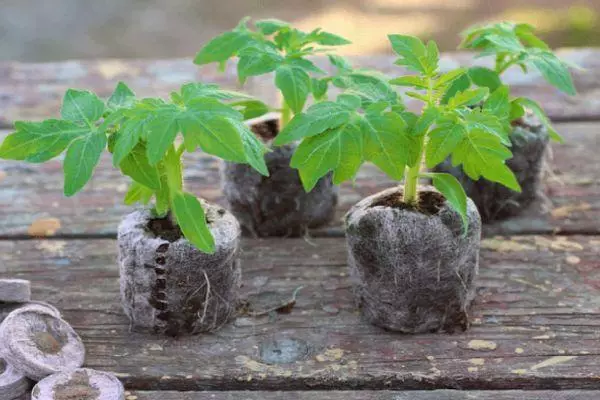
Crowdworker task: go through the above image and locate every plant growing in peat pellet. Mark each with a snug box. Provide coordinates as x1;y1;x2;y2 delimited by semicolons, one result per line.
435;21;576;221
194;18;392;236
0;81;270;335
279;34;519;333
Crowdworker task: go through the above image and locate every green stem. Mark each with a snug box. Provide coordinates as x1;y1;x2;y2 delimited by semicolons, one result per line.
280;100;292;128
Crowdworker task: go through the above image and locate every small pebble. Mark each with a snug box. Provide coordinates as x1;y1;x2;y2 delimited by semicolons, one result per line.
0;306;84;381
0;356;32;399
0;279;31;303
32;368;125;400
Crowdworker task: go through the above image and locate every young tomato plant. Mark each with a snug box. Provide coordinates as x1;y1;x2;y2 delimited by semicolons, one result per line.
451;21;576;142
0;81;270;252
278;35;521;229
194;18;353;127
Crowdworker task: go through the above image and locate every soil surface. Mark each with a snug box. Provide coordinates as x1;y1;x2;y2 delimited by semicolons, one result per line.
147;215;183;242
370;190;446;215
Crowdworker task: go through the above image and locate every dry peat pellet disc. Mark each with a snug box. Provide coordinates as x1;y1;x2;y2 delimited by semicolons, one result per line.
32;368;124;400
0;279;31;303
0;307;84;381
1;301;61;324
0;357;31;400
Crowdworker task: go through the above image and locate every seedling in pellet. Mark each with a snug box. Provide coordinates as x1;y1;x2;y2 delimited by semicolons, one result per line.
194;18;375;127
0;82;270;252
280;34;523;229
454;21;576;142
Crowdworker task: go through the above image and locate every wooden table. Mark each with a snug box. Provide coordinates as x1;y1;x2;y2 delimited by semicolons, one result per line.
1;50;600;399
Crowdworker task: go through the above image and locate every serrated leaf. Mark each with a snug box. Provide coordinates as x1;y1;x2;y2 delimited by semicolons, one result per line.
274;101;352;145
468;66;501;91
388;34;432;74
328;54;352;72
528;51;576;95
414;107;439;136
337;94;361;109
482;160;521;192
180;114;247;162
63;131;107;196
448;87;489;108
435;68;467;89
426;41;439;73
172;192;215;253
61;89;105;125
463;109;510;145
509;99;525;121
145;106;180;164
483;86;510;118
441;73;471;104
107;82;135;110
333;72;398;106
290;121;362;191
237;50;282;82
389;75;428;88
180;82;253;102
231;99;270;120
275;65;311;114
513;97;563;142
194;31;252;65
124;181;153;205
119;143;161;190
0;120;87;162
426;123;466;168
255;18;289;35
363;112;412;179
112;118;145;166
230;119;269;176
286;57;326;74
515;23;549;49
425;172;468;231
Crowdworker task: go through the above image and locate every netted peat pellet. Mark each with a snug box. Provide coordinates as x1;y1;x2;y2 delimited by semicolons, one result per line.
0;357;32;400
1;301;61;324
0;306;84;381
31;368;124;400
0;279;31;303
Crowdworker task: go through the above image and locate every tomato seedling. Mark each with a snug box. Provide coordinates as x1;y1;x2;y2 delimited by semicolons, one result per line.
0;81;269;252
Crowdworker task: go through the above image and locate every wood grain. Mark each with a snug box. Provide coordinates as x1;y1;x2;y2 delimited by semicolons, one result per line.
128;390;600;399
1;121;598;238
3;235;600;391
1;49;598;127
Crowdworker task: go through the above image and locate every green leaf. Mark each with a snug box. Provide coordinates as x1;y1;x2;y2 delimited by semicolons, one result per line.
172;192;215;253
337;94;361;110
194;31;252;65
462;109;510;145
63;131;107;196
363;112;412;179
230;119;269;176
425;172;468;231
112;118;145;166
286;57;326;75
509;99;526;121
311;31;351;46
107;82;135;110
388;34;433;74
528;51;576;95
275;65;311;114
274;101;352;145
61;89;105;125
255;19;290;35
328;54;352;72
426;41;440;73
413;107;439;136
447;87;489;108
0;120;87;162
389;75;428;88
515;23;549;49
145;106;180;164
441;73;471;104
290;121;363;191
311;78;328;101
237;49;282;82
435;68;467;89
231;99;270;120
180;114;247;162
481;160;522;192
124;181;153;206
180;82;253;102
513;97;564;142
483;85;510;118
468;67;501;91
332;71;398;105
426;123;466;168
119;144;162;190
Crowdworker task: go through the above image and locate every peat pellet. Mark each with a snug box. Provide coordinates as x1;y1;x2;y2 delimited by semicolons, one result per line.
1;302;61;324
0;357;32;400
31;368;124;400
0;307;84;381
0;279;31;303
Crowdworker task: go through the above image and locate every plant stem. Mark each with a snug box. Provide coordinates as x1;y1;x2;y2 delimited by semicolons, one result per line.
280;100;292;128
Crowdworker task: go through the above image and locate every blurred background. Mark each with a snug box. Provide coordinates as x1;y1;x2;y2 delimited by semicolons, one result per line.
1;0;599;62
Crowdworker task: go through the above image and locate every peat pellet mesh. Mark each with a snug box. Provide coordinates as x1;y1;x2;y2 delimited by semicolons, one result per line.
0;279;124;400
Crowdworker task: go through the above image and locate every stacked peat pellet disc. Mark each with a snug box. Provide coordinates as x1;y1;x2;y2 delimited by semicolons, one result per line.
0;279;125;400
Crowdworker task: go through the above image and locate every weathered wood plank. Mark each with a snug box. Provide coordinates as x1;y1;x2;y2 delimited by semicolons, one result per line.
1;121;598;238
0;48;598;127
128;390;600;399
3;235;600;391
